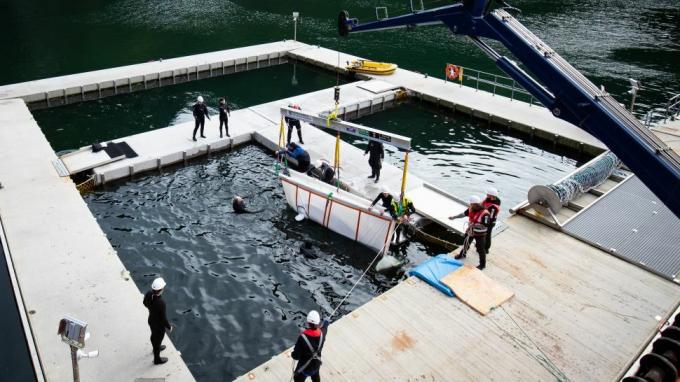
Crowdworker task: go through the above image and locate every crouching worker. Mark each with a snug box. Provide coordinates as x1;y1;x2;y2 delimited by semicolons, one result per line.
307;160;335;185
292;310;329;382
277;142;311;172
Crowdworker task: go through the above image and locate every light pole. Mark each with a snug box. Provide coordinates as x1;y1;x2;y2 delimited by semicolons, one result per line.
293;12;299;41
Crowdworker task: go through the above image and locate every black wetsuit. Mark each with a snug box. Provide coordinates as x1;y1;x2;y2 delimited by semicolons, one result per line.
292;320;329;382
219;103;230;137
371;193;396;217
307;163;335;184
143;291;171;363
286;116;303;144
192;103;210;140
233;198;247;213
365;141;384;180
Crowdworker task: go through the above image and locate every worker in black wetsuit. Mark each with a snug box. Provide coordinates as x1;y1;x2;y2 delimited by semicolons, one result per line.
292;310;329;382
286;104;304;145
370;186;396;216
364;140;384;183
449;195;491;270
482;187;501;254
307;160;335;185
218;97;231;138
192;95;210;141
143;277;173;365
277;142;311;172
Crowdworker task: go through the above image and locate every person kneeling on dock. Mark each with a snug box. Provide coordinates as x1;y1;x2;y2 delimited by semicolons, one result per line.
292;310;329;382
448;195;491;270
307;159;336;185
277;142;311;172
369;186;395;214
482;187;501;254
143;277;173;365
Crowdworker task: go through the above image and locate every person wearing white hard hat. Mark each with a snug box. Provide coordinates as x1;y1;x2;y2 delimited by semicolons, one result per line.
482;187;501;254
448;194;491;270
192;95;211;141
364;140;384;183
291;310;329;382
143;277;173;365
369;185;396;217
307;159;335;184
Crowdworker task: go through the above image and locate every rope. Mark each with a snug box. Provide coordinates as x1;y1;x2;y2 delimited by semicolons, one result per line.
411;226;457;251
329;223;400;318
499;306;570;381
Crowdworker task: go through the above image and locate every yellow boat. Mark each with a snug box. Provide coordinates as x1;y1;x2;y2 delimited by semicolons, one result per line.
346;60;398;75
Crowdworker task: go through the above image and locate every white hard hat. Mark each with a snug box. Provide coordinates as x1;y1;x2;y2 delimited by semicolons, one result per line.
307;310;321;325
315;159;323;168
197;96;204;103
381;185;390;194
151;277;166;291
468;195;481;204
486;187;499;197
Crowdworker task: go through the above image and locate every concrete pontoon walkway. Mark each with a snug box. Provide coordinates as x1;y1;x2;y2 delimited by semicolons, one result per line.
237;213;680;382
0;99;194;381
289;44;607;155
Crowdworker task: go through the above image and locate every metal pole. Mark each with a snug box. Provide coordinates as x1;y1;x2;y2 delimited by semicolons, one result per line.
630;91;637;112
293;12;299;41
70;346;80;382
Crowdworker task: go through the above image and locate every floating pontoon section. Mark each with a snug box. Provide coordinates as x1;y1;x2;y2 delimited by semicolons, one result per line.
407;183;468;235
57;141;138;176
280;171;395;252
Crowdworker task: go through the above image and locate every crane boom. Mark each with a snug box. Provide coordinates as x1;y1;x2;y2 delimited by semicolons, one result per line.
339;1;680;218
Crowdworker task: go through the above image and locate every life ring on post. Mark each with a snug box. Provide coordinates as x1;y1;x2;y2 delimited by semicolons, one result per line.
445;64;461;80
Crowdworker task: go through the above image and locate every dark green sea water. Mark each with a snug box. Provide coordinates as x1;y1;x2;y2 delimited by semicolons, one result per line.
2;1;679;381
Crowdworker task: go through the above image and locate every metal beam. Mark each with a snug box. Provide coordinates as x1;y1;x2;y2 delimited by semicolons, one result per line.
280;107;412;150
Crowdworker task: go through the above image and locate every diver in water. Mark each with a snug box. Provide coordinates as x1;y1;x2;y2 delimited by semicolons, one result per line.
232;196;248;213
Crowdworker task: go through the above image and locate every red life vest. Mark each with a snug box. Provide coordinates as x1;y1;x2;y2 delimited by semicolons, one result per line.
482;198;500;222
468;207;490;236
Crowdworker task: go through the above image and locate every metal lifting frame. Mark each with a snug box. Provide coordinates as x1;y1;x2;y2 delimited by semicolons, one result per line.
339;0;680;218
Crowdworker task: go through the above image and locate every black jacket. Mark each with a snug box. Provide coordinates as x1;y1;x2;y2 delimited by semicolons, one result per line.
193;103;209;120
292;320;329;375
365;141;384;167
219;104;230;121
371;193;394;212
308;163;335;184
143;291;171;331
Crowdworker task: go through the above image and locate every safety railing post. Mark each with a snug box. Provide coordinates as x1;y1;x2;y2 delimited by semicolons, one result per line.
493;74;497;96
511;80;515;101
476;71;480;91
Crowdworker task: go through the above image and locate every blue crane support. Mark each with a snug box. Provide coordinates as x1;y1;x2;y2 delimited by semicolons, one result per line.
338;1;680;218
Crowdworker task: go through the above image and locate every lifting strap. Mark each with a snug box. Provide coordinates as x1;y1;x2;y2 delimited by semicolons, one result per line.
296;332;324;375
400;150;410;202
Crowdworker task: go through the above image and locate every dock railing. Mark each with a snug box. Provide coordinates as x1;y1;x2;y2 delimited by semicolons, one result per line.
642;93;680;128
445;66;540;106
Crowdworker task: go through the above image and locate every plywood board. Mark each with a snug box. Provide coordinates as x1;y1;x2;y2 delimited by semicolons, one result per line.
441;266;514;315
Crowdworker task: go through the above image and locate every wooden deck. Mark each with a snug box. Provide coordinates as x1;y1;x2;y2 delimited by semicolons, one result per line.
237;213;680;381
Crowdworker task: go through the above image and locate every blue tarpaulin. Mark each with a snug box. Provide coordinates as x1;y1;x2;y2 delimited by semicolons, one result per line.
407;254;463;297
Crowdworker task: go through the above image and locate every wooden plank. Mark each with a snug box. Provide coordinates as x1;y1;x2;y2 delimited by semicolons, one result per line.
441;266;514;315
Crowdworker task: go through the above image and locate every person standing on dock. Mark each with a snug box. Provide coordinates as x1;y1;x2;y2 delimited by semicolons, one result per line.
291;310;329;382
143;277;173;365
482;187;501;254
277;142;311;172
286;104;304;145
448;195;490;270
218;97;231;138
364;140;384;183
192;95;210;141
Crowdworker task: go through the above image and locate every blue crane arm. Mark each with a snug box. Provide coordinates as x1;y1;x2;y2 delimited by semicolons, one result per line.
339;2;680;218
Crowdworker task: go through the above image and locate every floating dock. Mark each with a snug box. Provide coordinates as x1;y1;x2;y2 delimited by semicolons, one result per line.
0;40;678;381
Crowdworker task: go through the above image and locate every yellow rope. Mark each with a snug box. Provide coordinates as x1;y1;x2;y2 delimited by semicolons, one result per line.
278;116;286;149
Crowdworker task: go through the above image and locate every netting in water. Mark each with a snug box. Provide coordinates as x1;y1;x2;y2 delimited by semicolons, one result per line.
548;151;621;205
